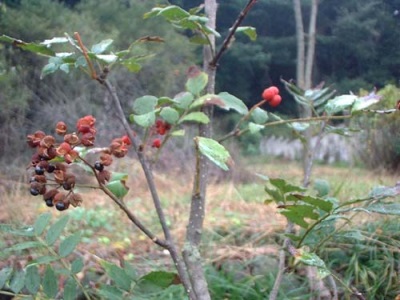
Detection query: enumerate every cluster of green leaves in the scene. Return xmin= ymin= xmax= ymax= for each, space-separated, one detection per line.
xmin=264 ymin=176 xmax=400 ymax=281
xmin=0 ymin=213 xmax=181 ymax=299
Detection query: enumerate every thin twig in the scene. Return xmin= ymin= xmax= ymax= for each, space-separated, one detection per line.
xmin=210 ymin=0 xmax=258 ymax=68
xmin=74 ymin=32 xmax=98 ymax=80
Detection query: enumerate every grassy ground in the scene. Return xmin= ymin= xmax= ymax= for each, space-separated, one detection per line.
xmin=1 ymin=157 xmax=399 ymax=298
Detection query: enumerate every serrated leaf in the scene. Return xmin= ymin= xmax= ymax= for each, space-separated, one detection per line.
xmin=264 ymin=185 xmax=284 ymax=203
xmin=269 ymin=178 xmax=306 ymax=194
xmin=179 ymin=112 xmax=210 ymax=124
xmin=248 ymin=122 xmax=264 ymax=134
xmin=251 ymin=107 xmax=268 ymax=124
xmin=106 ymin=180 xmax=129 ymax=200
xmin=288 ymin=194 xmax=333 ymax=212
xmin=217 ymin=92 xmax=248 ymax=115
xmin=43 ymin=266 xmax=58 ymax=299
xmin=6 ymin=241 xmax=43 ymax=252
xmin=25 ymin=265 xmax=40 ymax=294
xmin=0 ymin=35 xmax=55 ymax=56
xmin=133 ymin=95 xmax=158 ymax=115
xmin=295 ymin=250 xmax=330 ymax=279
xmin=100 ymin=261 xmax=131 ymax=291
xmin=134 ymin=271 xmax=179 ymax=294
xmin=63 ymin=277 xmax=77 ymax=300
xmin=324 ymin=95 xmax=357 ymax=115
xmin=280 ymin=205 xmax=319 ymax=228
xmin=0 ymin=268 xmax=13 ymax=289
xmin=173 ymin=92 xmax=194 ymax=109
xmin=71 ymin=258 xmax=84 ymax=274
xmin=236 ymin=26 xmax=257 ymax=41
xmin=91 ymin=39 xmax=113 ymax=54
xmin=45 ymin=215 xmax=69 ymax=246
xmin=130 ymin=111 xmax=156 ymax=127
xmin=186 ymin=71 xmax=208 ymax=95
xmin=160 ymin=107 xmax=180 ymax=124
xmin=196 ymin=137 xmax=231 ymax=171
xmin=59 ymin=232 xmax=81 ymax=257
xmin=34 ymin=212 xmax=52 ymax=236
xmin=9 ymin=269 xmax=25 ymax=294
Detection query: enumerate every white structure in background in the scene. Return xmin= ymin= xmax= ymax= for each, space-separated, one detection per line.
xmin=259 ymin=134 xmax=353 ymax=164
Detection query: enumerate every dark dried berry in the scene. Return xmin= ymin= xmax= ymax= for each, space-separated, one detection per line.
xmin=35 ymin=166 xmax=45 ymax=175
xmin=30 ymin=188 xmax=40 ymax=196
xmin=47 ymin=164 xmax=55 ymax=173
xmin=55 ymin=202 xmax=67 ymax=211
xmin=45 ymin=198 xmax=54 ymax=207
xmin=94 ymin=161 xmax=104 ymax=171
xmin=63 ymin=182 xmax=72 ymax=191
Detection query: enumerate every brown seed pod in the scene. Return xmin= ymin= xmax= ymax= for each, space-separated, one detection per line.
xmin=98 ymin=170 xmax=111 ymax=184
xmin=64 ymin=133 xmax=80 ymax=146
xmin=54 ymin=169 xmax=66 ymax=184
xmin=69 ymin=193 xmax=83 ymax=207
xmin=100 ymin=153 xmax=113 ymax=166
xmin=40 ymin=135 xmax=56 ymax=149
xmin=56 ymin=121 xmax=67 ymax=135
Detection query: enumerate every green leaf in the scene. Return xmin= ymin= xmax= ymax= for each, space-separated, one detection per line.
xmin=133 ymin=95 xmax=158 ymax=115
xmin=280 ymin=205 xmax=319 ymax=228
xmin=134 ymin=271 xmax=179 ymax=294
xmin=0 ymin=268 xmax=13 ymax=289
xmin=0 ymin=35 xmax=55 ymax=56
xmin=8 ymin=227 xmax=35 ymax=237
xmin=171 ymin=129 xmax=185 ymax=136
xmin=130 ymin=111 xmax=156 ymax=128
xmin=6 ymin=241 xmax=43 ymax=252
xmin=248 ymin=122 xmax=264 ymax=134
xmin=94 ymin=54 xmax=118 ymax=64
xmin=97 ymin=285 xmax=124 ymax=299
xmin=71 ymin=258 xmax=84 ymax=274
xmin=196 ymin=137 xmax=231 ymax=171
xmin=264 ymin=185 xmax=284 ymax=203
xmin=179 ymin=112 xmax=210 ymax=124
xmin=25 ymin=266 xmax=40 ymax=294
xmin=121 ymin=57 xmax=142 ymax=72
xmin=59 ymin=232 xmax=81 ymax=257
xmin=236 ymin=26 xmax=257 ymax=41
xmin=269 ymin=178 xmax=306 ymax=194
xmin=9 ymin=269 xmax=25 ymax=294
xmin=173 ymin=92 xmax=194 ymax=109
xmin=189 ymin=35 xmax=209 ymax=45
xmin=290 ymin=122 xmax=310 ymax=132
xmin=63 ymin=277 xmax=77 ymax=300
xmin=109 ymin=172 xmax=129 ymax=182
xmin=45 ymin=215 xmax=69 ymax=246
xmin=186 ymin=71 xmax=208 ymax=95
xmin=41 ymin=63 xmax=58 ymax=79
xmin=295 ymin=250 xmax=330 ymax=279
xmin=217 ymin=92 xmax=249 ymax=115
xmin=91 ymin=39 xmax=113 ymax=54
xmin=100 ymin=261 xmax=131 ymax=291
xmin=106 ymin=180 xmax=129 ymax=200
xmin=34 ymin=212 xmax=52 ymax=236
xmin=324 ymin=95 xmax=357 ymax=115
xmin=160 ymin=107 xmax=180 ymax=124
xmin=351 ymin=92 xmax=381 ymax=113
xmin=314 ymin=179 xmax=330 ymax=197
xmin=288 ymin=194 xmax=333 ymax=212
xmin=368 ymin=184 xmax=400 ymax=199
xmin=157 ymin=5 xmax=190 ymax=22
xmin=366 ymin=203 xmax=400 ymax=215
xmin=251 ymin=107 xmax=268 ymax=124
xmin=27 ymin=256 xmax=59 ymax=266
xmin=43 ymin=266 xmax=58 ymax=299
xmin=41 ymin=37 xmax=69 ymax=46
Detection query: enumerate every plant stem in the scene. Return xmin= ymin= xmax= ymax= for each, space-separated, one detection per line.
xmin=101 ymin=79 xmax=195 ymax=299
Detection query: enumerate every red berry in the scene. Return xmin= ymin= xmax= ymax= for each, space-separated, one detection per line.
xmin=152 ymin=138 xmax=162 ymax=148
xmin=122 ymin=135 xmax=131 ymax=146
xmin=262 ymin=86 xmax=280 ymax=101
xmin=269 ymin=94 xmax=282 ymax=107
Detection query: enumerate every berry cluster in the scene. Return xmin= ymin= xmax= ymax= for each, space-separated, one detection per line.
xmin=262 ymin=86 xmax=282 ymax=107
xmin=26 ymin=115 xmax=132 ymax=211
xmin=151 ymin=119 xmax=171 ymax=149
